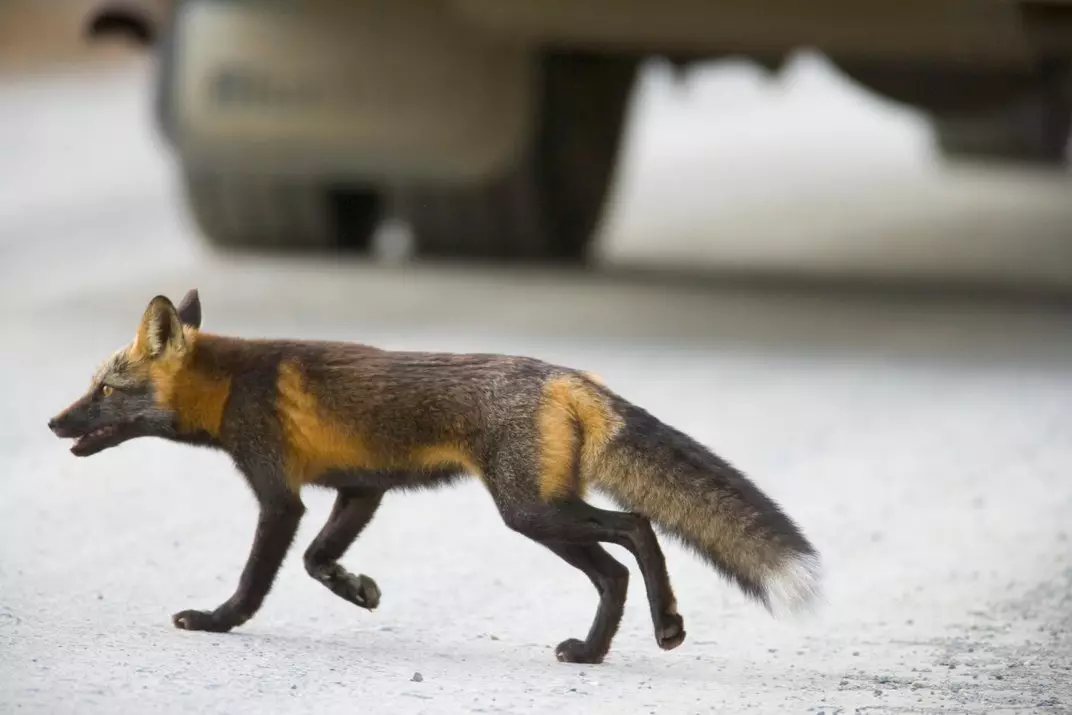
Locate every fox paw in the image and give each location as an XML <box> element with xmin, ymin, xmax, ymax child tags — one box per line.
<box><xmin>655</xmin><ymin>612</ymin><xmax>685</xmax><ymax>651</ymax></box>
<box><xmin>554</xmin><ymin>638</ymin><xmax>605</xmax><ymax>664</ymax></box>
<box><xmin>316</xmin><ymin>564</ymin><xmax>380</xmax><ymax>611</ymax></box>
<box><xmin>340</xmin><ymin>572</ymin><xmax>380</xmax><ymax>611</ymax></box>
<box><xmin>172</xmin><ymin>609</ymin><xmax>233</xmax><ymax>633</ymax></box>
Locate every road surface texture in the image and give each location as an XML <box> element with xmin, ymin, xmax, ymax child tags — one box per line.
<box><xmin>2</xmin><ymin>55</ymin><xmax>1072</xmax><ymax>715</ymax></box>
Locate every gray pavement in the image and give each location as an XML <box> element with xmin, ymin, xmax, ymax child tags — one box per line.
<box><xmin>1</xmin><ymin>57</ymin><xmax>1071</xmax><ymax>714</ymax></box>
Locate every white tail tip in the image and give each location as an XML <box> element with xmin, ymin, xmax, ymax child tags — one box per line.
<box><xmin>764</xmin><ymin>551</ymin><xmax>824</xmax><ymax>618</ymax></box>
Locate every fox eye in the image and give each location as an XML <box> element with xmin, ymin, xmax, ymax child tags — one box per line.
<box><xmin>101</xmin><ymin>385</ymin><xmax>114</xmax><ymax>397</ymax></box>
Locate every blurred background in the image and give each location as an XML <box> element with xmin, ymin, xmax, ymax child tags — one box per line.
<box><xmin>6</xmin><ymin>0</ymin><xmax>1072</xmax><ymax>288</ymax></box>
<box><xmin>2</xmin><ymin>2</ymin><xmax>1070</xmax><ymax>713</ymax></box>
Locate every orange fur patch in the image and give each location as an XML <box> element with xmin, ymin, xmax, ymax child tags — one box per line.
<box><xmin>536</xmin><ymin>375</ymin><xmax>622</xmax><ymax>501</ymax></box>
<box><xmin>277</xmin><ymin>361</ymin><xmax>371</xmax><ymax>488</ymax></box>
<box><xmin>153</xmin><ymin>363</ymin><xmax>232</xmax><ymax>437</ymax></box>
<box><xmin>276</xmin><ymin>361</ymin><xmax>480</xmax><ymax>489</ymax></box>
<box><xmin>147</xmin><ymin>331</ymin><xmax>231</xmax><ymax>438</ymax></box>
<box><xmin>412</xmin><ymin>443</ymin><xmax>481</xmax><ymax>477</ymax></box>
<box><xmin>537</xmin><ymin>381</ymin><xmax>579</xmax><ymax>501</ymax></box>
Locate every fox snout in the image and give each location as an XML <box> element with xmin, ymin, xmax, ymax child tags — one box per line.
<box><xmin>47</xmin><ymin>414</ymin><xmax>67</xmax><ymax>436</ymax></box>
<box><xmin>48</xmin><ymin>400</ymin><xmax>91</xmax><ymax>439</ymax></box>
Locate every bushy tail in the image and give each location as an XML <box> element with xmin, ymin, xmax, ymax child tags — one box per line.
<box><xmin>586</xmin><ymin>394</ymin><xmax>822</xmax><ymax>616</ymax></box>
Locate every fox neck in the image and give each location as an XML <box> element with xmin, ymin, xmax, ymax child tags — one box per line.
<box><xmin>153</xmin><ymin>332</ymin><xmax>234</xmax><ymax>445</ymax></box>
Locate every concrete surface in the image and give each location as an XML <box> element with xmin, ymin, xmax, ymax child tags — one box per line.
<box><xmin>1</xmin><ymin>56</ymin><xmax>1071</xmax><ymax>715</ymax></box>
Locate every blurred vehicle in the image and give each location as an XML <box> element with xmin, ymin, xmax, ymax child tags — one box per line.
<box><xmin>85</xmin><ymin>0</ymin><xmax>1072</xmax><ymax>263</ymax></box>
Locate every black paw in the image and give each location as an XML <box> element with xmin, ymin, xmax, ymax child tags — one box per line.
<box><xmin>172</xmin><ymin>609</ymin><xmax>233</xmax><ymax>633</ymax></box>
<box><xmin>656</xmin><ymin>612</ymin><xmax>685</xmax><ymax>651</ymax></box>
<box><xmin>318</xmin><ymin>564</ymin><xmax>381</xmax><ymax>611</ymax></box>
<box><xmin>342</xmin><ymin>572</ymin><xmax>380</xmax><ymax>611</ymax></box>
<box><xmin>554</xmin><ymin>638</ymin><xmax>605</xmax><ymax>664</ymax></box>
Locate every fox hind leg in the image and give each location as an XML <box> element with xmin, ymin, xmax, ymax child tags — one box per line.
<box><xmin>539</xmin><ymin>541</ymin><xmax>630</xmax><ymax>664</ymax></box>
<box><xmin>493</xmin><ymin>489</ymin><xmax>684</xmax><ymax>661</ymax></box>
<box><xmin>303</xmin><ymin>488</ymin><xmax>384</xmax><ymax>611</ymax></box>
<box><xmin>555</xmin><ymin>499</ymin><xmax>685</xmax><ymax>652</ymax></box>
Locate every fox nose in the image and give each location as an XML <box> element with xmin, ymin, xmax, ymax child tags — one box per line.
<box><xmin>48</xmin><ymin>416</ymin><xmax>66</xmax><ymax>435</ymax></box>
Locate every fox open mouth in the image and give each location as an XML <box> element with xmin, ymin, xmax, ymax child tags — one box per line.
<box><xmin>69</xmin><ymin>422</ymin><xmax>136</xmax><ymax>457</ymax></box>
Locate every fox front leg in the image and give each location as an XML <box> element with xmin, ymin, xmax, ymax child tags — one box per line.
<box><xmin>303</xmin><ymin>488</ymin><xmax>384</xmax><ymax>610</ymax></box>
<box><xmin>173</xmin><ymin>468</ymin><xmax>305</xmax><ymax>633</ymax></box>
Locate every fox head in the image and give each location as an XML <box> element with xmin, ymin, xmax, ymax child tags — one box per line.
<box><xmin>48</xmin><ymin>289</ymin><xmax>205</xmax><ymax>457</ymax></box>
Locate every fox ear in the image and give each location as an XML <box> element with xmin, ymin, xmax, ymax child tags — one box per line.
<box><xmin>134</xmin><ymin>295</ymin><xmax>185</xmax><ymax>358</ymax></box>
<box><xmin>176</xmin><ymin>288</ymin><xmax>202</xmax><ymax>329</ymax></box>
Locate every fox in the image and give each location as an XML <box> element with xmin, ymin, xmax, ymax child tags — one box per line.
<box><xmin>48</xmin><ymin>289</ymin><xmax>822</xmax><ymax>664</ymax></box>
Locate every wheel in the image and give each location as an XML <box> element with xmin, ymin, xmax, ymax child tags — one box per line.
<box><xmin>181</xmin><ymin>169</ymin><xmax>384</xmax><ymax>254</ymax></box>
<box><xmin>932</xmin><ymin>89</ymin><xmax>1071</xmax><ymax>165</ymax></box>
<box><xmin>395</xmin><ymin>50</ymin><xmax>640</xmax><ymax>264</ymax></box>
<box><xmin>832</xmin><ymin>59</ymin><xmax>1072</xmax><ymax>166</ymax></box>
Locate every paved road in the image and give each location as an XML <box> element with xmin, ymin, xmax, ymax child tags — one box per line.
<box><xmin>1</xmin><ymin>57</ymin><xmax>1071</xmax><ymax>714</ymax></box>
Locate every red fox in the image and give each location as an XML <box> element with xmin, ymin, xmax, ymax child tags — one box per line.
<box><xmin>48</xmin><ymin>290</ymin><xmax>821</xmax><ymax>663</ymax></box>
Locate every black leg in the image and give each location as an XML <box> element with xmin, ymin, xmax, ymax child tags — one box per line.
<box><xmin>496</xmin><ymin>493</ymin><xmax>684</xmax><ymax>660</ymax></box>
<box><xmin>540</xmin><ymin>541</ymin><xmax>629</xmax><ymax>664</ymax></box>
<box><xmin>557</xmin><ymin>499</ymin><xmax>685</xmax><ymax>652</ymax></box>
<box><xmin>303</xmin><ymin>488</ymin><xmax>384</xmax><ymax>611</ymax></box>
<box><xmin>173</xmin><ymin>480</ymin><xmax>305</xmax><ymax>633</ymax></box>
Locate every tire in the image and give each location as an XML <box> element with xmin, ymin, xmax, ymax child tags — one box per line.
<box><xmin>832</xmin><ymin>59</ymin><xmax>1072</xmax><ymax>165</ymax></box>
<box><xmin>932</xmin><ymin>91</ymin><xmax>1071</xmax><ymax>165</ymax></box>
<box><xmin>181</xmin><ymin>170</ymin><xmax>384</xmax><ymax>254</ymax></box>
<box><xmin>396</xmin><ymin>50</ymin><xmax>640</xmax><ymax>264</ymax></box>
